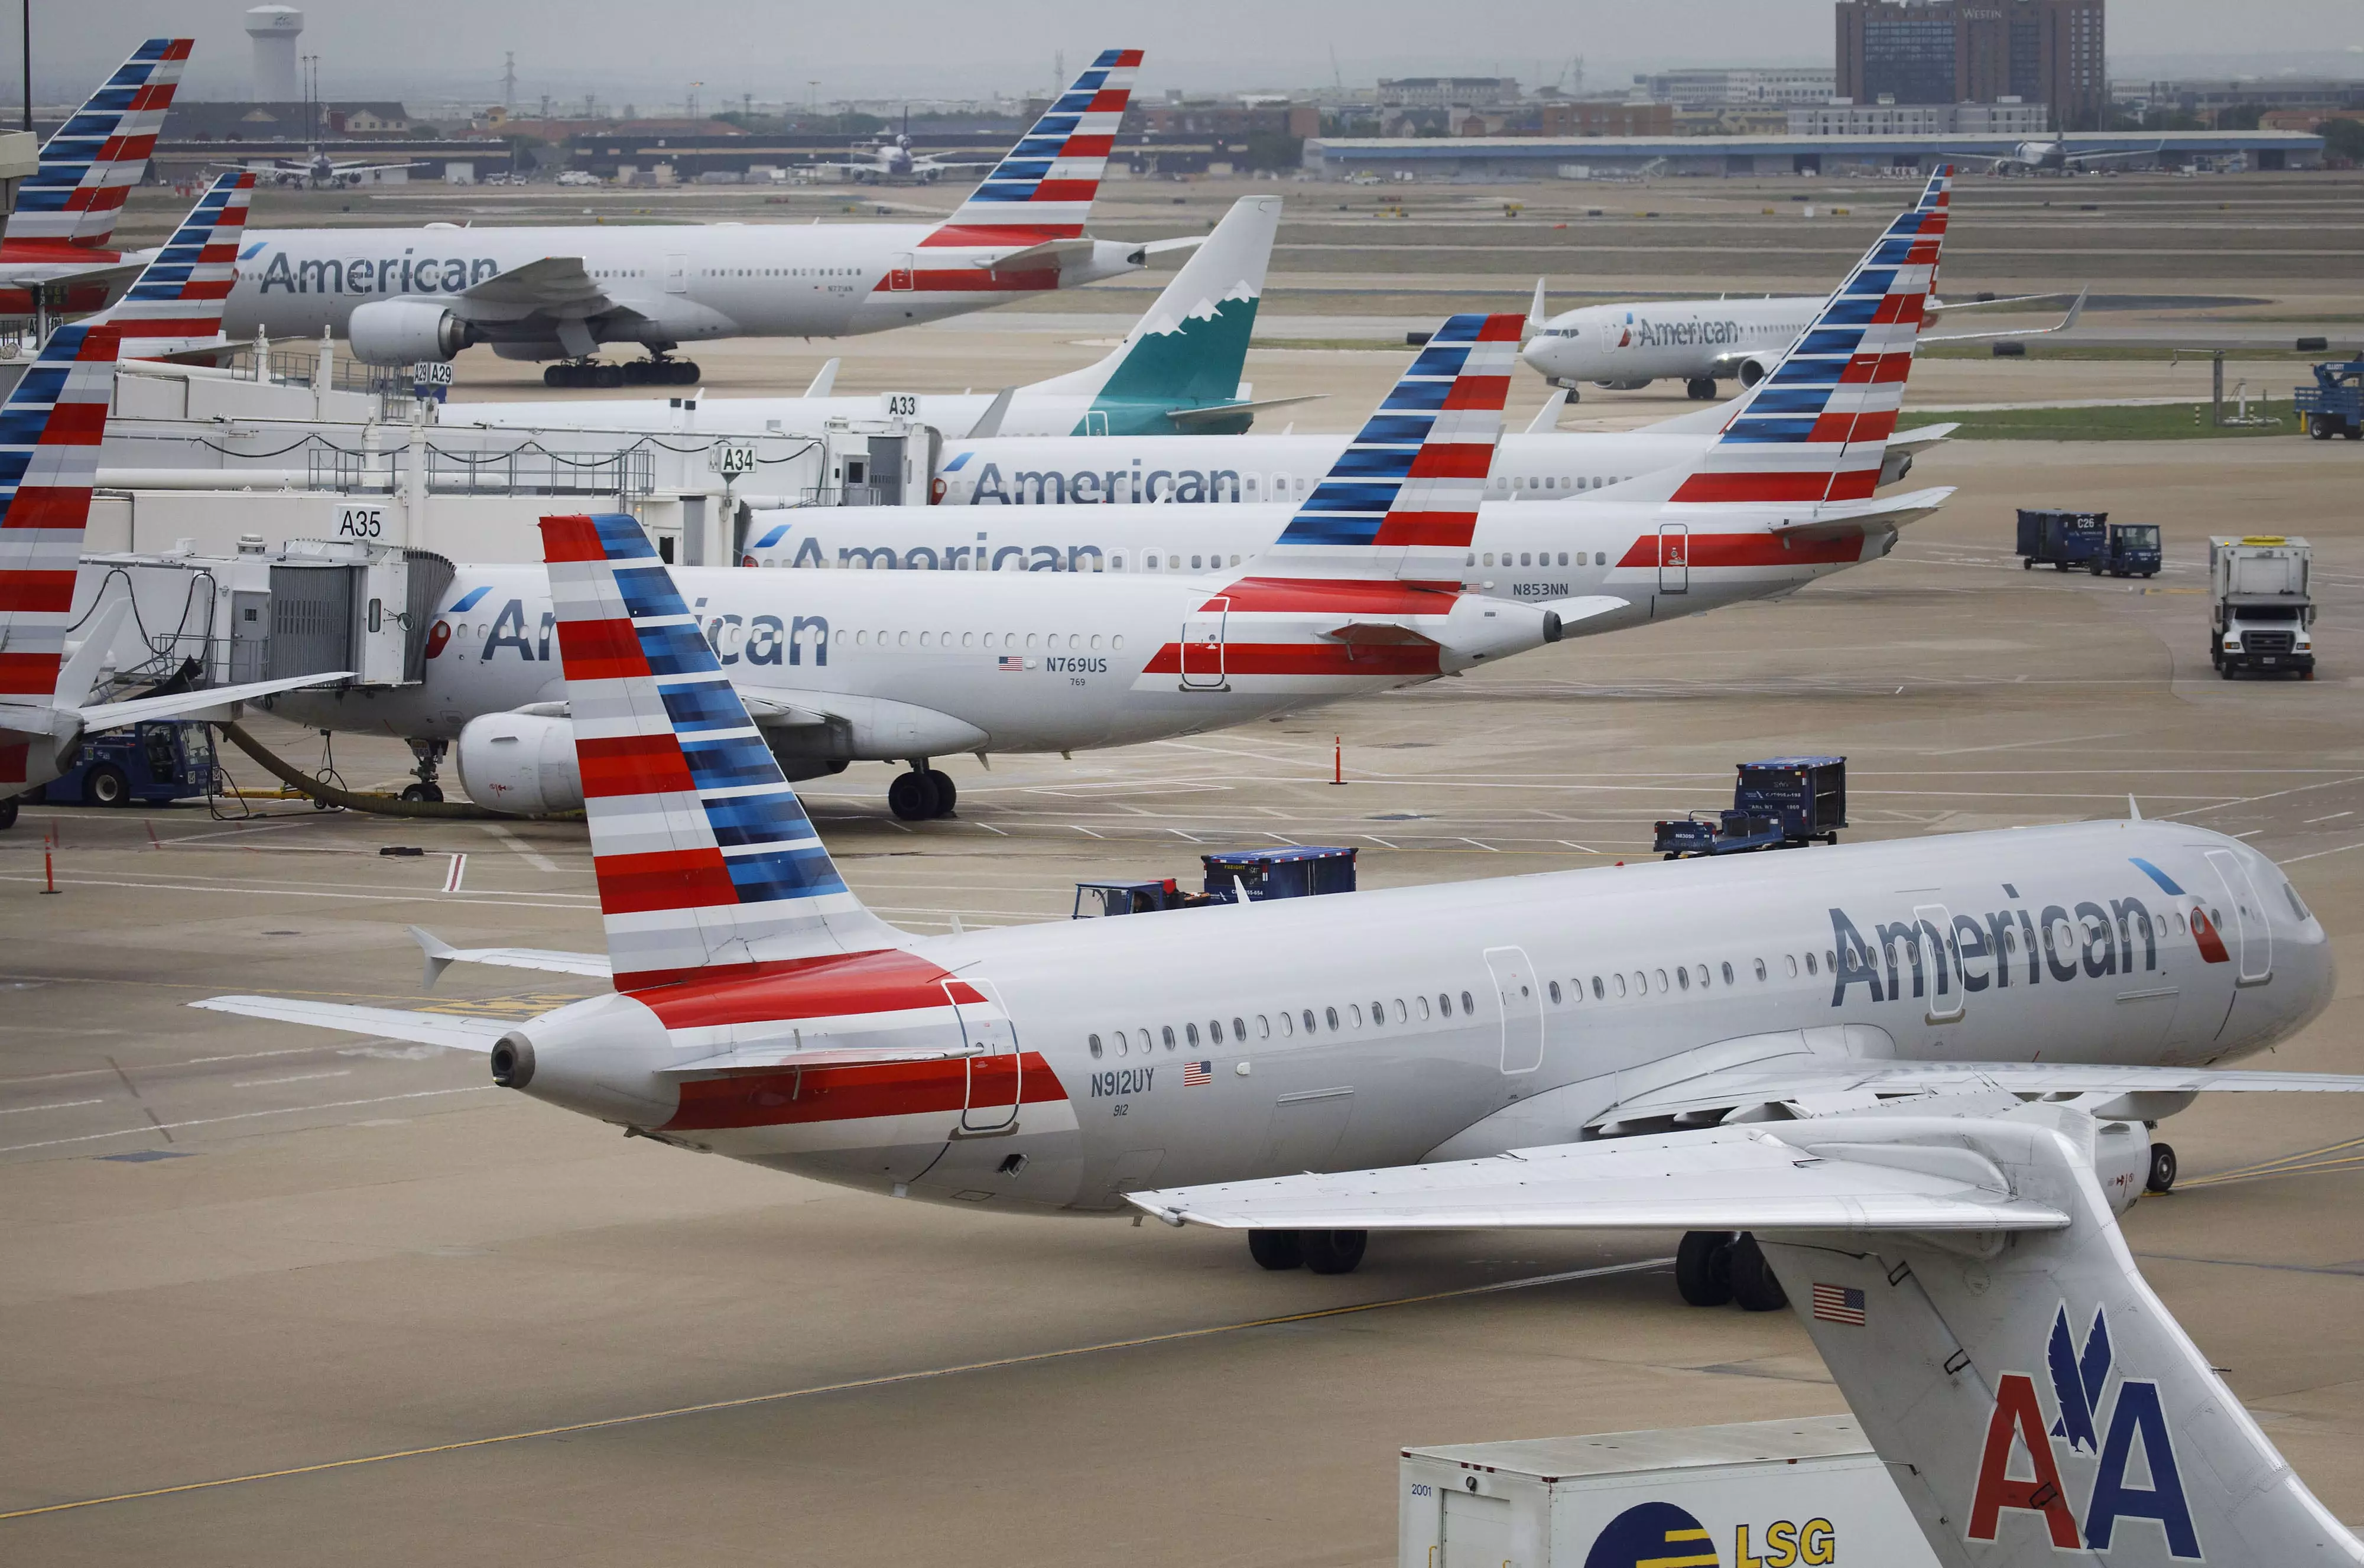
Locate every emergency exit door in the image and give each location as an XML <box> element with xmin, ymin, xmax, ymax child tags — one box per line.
<box><xmin>888</xmin><ymin>252</ymin><xmax>915</xmax><ymax>291</ymax></box>
<box><xmin>1657</xmin><ymin>523</ymin><xmax>1691</xmax><ymax>593</ymax></box>
<box><xmin>1180</xmin><ymin>596</ymin><xmax>1228</xmax><ymax>689</ymax></box>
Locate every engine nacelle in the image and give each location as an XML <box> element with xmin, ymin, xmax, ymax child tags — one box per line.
<box><xmin>455</xmin><ymin>712</ymin><xmax>582</xmax><ymax>817</ymax></box>
<box><xmin>348</xmin><ymin>299</ymin><xmax>470</xmax><ymax>366</ymax></box>
<box><xmin>2088</xmin><ymin>1117</ymin><xmax>2151</xmax><ymax>1216</ymax></box>
<box><xmin>1436</xmin><ymin>596</ymin><xmax>1561</xmax><ymax>670</ymax></box>
<box><xmin>1736</xmin><ymin>358</ymin><xmax>1771</xmax><ymax>388</ymax></box>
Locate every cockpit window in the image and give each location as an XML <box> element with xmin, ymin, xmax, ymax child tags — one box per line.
<box><xmin>2284</xmin><ymin>882</ymin><xmax>2313</xmax><ymax>921</ymax></box>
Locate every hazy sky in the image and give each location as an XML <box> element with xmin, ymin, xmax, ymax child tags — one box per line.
<box><xmin>29</xmin><ymin>1</ymin><xmax>2364</xmax><ymax>106</ymax></box>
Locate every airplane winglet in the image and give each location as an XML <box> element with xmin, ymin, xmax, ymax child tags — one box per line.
<box><xmin>410</xmin><ymin>925</ymin><xmax>461</xmax><ymax>991</ymax></box>
<box><xmin>803</xmin><ymin>358</ymin><xmax>840</xmax><ymax>398</ymax></box>
<box><xmin>1524</xmin><ymin>387</ymin><xmax>1569</xmax><ymax>434</ymax></box>
<box><xmin>966</xmin><ymin>387</ymin><xmax>1016</xmax><ymax>439</ymax></box>
<box><xmin>1526</xmin><ymin>278</ymin><xmax>1548</xmax><ymax>333</ymax></box>
<box><xmin>2129</xmin><ymin>793</ymin><xmax>2142</xmax><ymax>821</ymax></box>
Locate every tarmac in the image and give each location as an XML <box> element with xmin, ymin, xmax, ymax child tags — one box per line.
<box><xmin>4</xmin><ymin>170</ymin><xmax>2360</xmax><ymax>1564</ymax></box>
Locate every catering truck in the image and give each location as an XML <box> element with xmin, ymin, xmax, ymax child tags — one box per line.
<box><xmin>2210</xmin><ymin>534</ymin><xmax>2314</xmax><ymax>678</ymax></box>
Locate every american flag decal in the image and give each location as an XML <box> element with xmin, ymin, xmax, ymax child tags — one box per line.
<box><xmin>1181</xmin><ymin>1060</ymin><xmax>1212</xmax><ymax>1087</ymax></box>
<box><xmin>1812</xmin><ymin>1283</ymin><xmax>1867</xmax><ymax>1326</ymax></box>
<box><xmin>997</xmin><ymin>655</ymin><xmax>1025</xmax><ymax>671</ymax></box>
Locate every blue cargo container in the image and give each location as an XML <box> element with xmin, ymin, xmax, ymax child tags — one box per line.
<box><xmin>2016</xmin><ymin>508</ymin><xmax>2108</xmax><ymax>571</ymax></box>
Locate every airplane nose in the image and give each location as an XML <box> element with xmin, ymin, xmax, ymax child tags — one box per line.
<box><xmin>495</xmin><ymin>991</ymin><xmax>680</xmax><ymax>1129</ymax></box>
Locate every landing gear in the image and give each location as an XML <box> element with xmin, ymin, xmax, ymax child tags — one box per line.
<box><xmin>1248</xmin><ymin>1230</ymin><xmax>1304</xmax><ymax>1271</ymax></box>
<box><xmin>0</xmin><ymin>794</ymin><xmax>16</xmax><ymax>830</ymax></box>
<box><xmin>1675</xmin><ymin>1230</ymin><xmax>1737</xmax><ymax>1307</ymax></box>
<box><xmin>542</xmin><ymin>359</ymin><xmax>634</xmax><ymax>389</ymax></box>
<box><xmin>1684</xmin><ymin>376</ymin><xmax>1719</xmax><ymax>401</ymax></box>
<box><xmin>1729</xmin><ymin>1233</ymin><xmax>1788</xmax><ymax>1311</ymax></box>
<box><xmin>886</xmin><ymin>763</ymin><xmax>958</xmax><ymax>822</ymax></box>
<box><xmin>622</xmin><ymin>356</ymin><xmax>700</xmax><ymax>387</ymax></box>
<box><xmin>2147</xmin><ymin>1142</ymin><xmax>2178</xmax><ymax>1194</ymax></box>
<box><xmin>1298</xmin><ymin>1228</ymin><xmax>1368</xmax><ymax>1275</ymax></box>
<box><xmin>404</xmin><ymin>738</ymin><xmax>447</xmax><ymax>804</ymax></box>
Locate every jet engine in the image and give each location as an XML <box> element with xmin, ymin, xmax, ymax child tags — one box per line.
<box><xmin>1735</xmin><ymin>358</ymin><xmax>1771</xmax><ymax>388</ymax></box>
<box><xmin>454</xmin><ymin>712</ymin><xmax>582</xmax><ymax>817</ymax></box>
<box><xmin>348</xmin><ymin>299</ymin><xmax>472</xmax><ymax>366</ymax></box>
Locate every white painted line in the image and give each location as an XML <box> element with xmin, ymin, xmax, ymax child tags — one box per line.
<box><xmin>0</xmin><ymin>1086</ymin><xmax>498</xmax><ymax>1154</ymax></box>
<box><xmin>232</xmin><ymin>1071</ymin><xmax>353</xmax><ymax>1088</ymax></box>
<box><xmin>442</xmin><ymin>854</ymin><xmax>468</xmax><ymax>894</ymax></box>
<box><xmin>2304</xmin><ymin>812</ymin><xmax>2353</xmax><ymax>824</ymax></box>
<box><xmin>479</xmin><ymin>823</ymin><xmax>561</xmax><ymax>873</ymax></box>
<box><xmin>0</xmin><ymin>1098</ymin><xmax>104</xmax><ymax>1116</ymax></box>
<box><xmin>2279</xmin><ymin>840</ymin><xmax>2364</xmax><ymax>866</ymax></box>
<box><xmin>0</xmin><ymin>874</ymin><xmax>590</xmax><ymax>911</ymax></box>
<box><xmin>186</xmin><ymin>1046</ymin><xmax>329</xmax><ymax>1066</ymax></box>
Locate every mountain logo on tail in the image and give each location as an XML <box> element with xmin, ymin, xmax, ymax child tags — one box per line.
<box><xmin>1969</xmin><ymin>1303</ymin><xmax>2203</xmax><ymax>1559</ymax></box>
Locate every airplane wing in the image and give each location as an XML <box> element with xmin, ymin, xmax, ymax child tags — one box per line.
<box><xmin>1923</xmin><ymin>284</ymin><xmax>2086</xmax><ymax>346</ymax></box>
<box><xmin>410</xmin><ymin>927</ymin><xmax>609</xmax><ymax>989</ymax></box>
<box><xmin>74</xmin><ymin>670</ymin><xmax>356</xmax><ymax>733</ymax></box>
<box><xmin>1588</xmin><ymin>1058</ymin><xmax>2364</xmax><ymax>1133</ymax></box>
<box><xmin>447</xmin><ymin>256</ymin><xmax>616</xmax><ymax>322</ymax></box>
<box><xmin>1128</xmin><ymin>1121</ymin><xmax>2069</xmax><ymax>1234</ymax></box>
<box><xmin>1888</xmin><ymin>423</ymin><xmax>1957</xmax><ymax>453</ymax></box>
<box><xmin>1139</xmin><ymin>235</ymin><xmax>1208</xmax><ymax>258</ymax></box>
<box><xmin>191</xmin><ymin>995</ymin><xmax>512</xmax><ymax>1051</ymax></box>
<box><xmin>1162</xmin><ymin>393</ymin><xmax>1325</xmax><ymax>430</ymax></box>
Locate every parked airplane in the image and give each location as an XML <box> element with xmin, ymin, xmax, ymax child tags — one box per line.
<box><xmin>0</xmin><ymin>37</ymin><xmax>192</xmax><ymax>319</ymax></box>
<box><xmin>223</xmin><ymin>50</ymin><xmax>1177</xmax><ymax>385</ymax></box>
<box><xmin>265</xmin><ymin>315</ymin><xmax>1571</xmax><ymax>818</ymax></box>
<box><xmin>251</xmin><ymin>146</ymin><xmax>427</xmax><ymax>189</ymax></box>
<box><xmin>452</xmin><ymin>195</ymin><xmax>1285</xmax><ymax>436</ymax></box>
<box><xmin>1956</xmin><ymin>137</ymin><xmax>2168</xmax><ymax>174</ymax></box>
<box><xmin>737</xmin><ymin>171</ymin><xmax>1959</xmax><ymax>635</ymax></box>
<box><xmin>0</xmin><ymin>192</ymin><xmax>350</xmax><ymax>829</ymax></box>
<box><xmin>199</xmin><ymin>512</ymin><xmax>2353</xmax><ymax>1287</ymax></box>
<box><xmin>1522</xmin><ymin>268</ymin><xmax>2084</xmax><ymax>401</ymax></box>
<box><xmin>1149</xmin><ymin>1100</ymin><xmax>2364</xmax><ymax>1563</ymax></box>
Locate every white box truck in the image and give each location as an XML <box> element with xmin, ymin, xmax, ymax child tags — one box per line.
<box><xmin>2209</xmin><ymin>534</ymin><xmax>2314</xmax><ymax>679</ymax></box>
<box><xmin>1399</xmin><ymin>1414</ymin><xmax>1937</xmax><ymax>1568</ymax></box>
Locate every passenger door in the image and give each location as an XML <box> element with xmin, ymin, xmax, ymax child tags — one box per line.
<box><xmin>946</xmin><ymin>978</ymin><xmax>1022</xmax><ymax>1133</ymax></box>
<box><xmin>888</xmin><ymin>253</ymin><xmax>915</xmax><ymax>291</ymax></box>
<box><xmin>1179</xmin><ymin>596</ymin><xmax>1228</xmax><ymax>689</ymax></box>
<box><xmin>1657</xmin><ymin>522</ymin><xmax>1690</xmax><ymax>594</ymax></box>
<box><xmin>1485</xmin><ymin>946</ymin><xmax>1544</xmax><ymax>1073</ymax></box>
<box><xmin>2202</xmin><ymin>849</ymin><xmax>2272</xmax><ymax>986</ymax></box>
<box><xmin>1912</xmin><ymin>903</ymin><xmax>1964</xmax><ymax>1024</ymax></box>
<box><xmin>664</xmin><ymin>252</ymin><xmax>689</xmax><ymax>294</ymax></box>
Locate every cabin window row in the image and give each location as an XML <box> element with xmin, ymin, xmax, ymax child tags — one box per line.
<box><xmin>1087</xmin><ymin>989</ymin><xmax>1485</xmax><ymax>1059</ymax></box>
<box><xmin>1470</xmin><ymin>551</ymin><xmax>1606</xmax><ymax>569</ymax></box>
<box><xmin>828</xmin><ymin>628</ymin><xmax>1124</xmax><ymax>651</ymax></box>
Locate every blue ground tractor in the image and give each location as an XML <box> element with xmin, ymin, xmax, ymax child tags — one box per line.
<box><xmin>1074</xmin><ymin>845</ymin><xmax>1358</xmax><ymax>917</ymax></box>
<box><xmin>2016</xmin><ymin>508</ymin><xmax>2159</xmax><ymax>578</ymax></box>
<box><xmin>1653</xmin><ymin>757</ymin><xmax>1847</xmax><ymax>860</ymax></box>
<box><xmin>7</xmin><ymin>722</ymin><xmax>219</xmax><ymax>827</ymax></box>
<box><xmin>2295</xmin><ymin>355</ymin><xmax>2363</xmax><ymax>441</ymax></box>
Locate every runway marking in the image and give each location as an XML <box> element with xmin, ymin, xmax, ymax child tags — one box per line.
<box><xmin>0</xmin><ymin>1256</ymin><xmax>1671</xmax><ymax>1522</ymax></box>
<box><xmin>2279</xmin><ymin>840</ymin><xmax>2364</xmax><ymax>865</ymax></box>
<box><xmin>0</xmin><ymin>1086</ymin><xmax>496</xmax><ymax>1155</ymax></box>
<box><xmin>1923</xmin><ymin>731</ymin><xmax>2130</xmax><ymax>757</ymax></box>
<box><xmin>2304</xmin><ymin>813</ymin><xmax>2353</xmax><ymax>824</ymax></box>
<box><xmin>230</xmin><ymin>1071</ymin><xmax>352</xmax><ymax>1089</ymax></box>
<box><xmin>0</xmin><ymin>872</ymin><xmax>594</xmax><ymax>912</ymax></box>
<box><xmin>2177</xmin><ymin>1135</ymin><xmax>2364</xmax><ymax>1190</ymax></box>
<box><xmin>0</xmin><ymin>1098</ymin><xmax>103</xmax><ymax>1116</ymax></box>
<box><xmin>478</xmin><ymin>823</ymin><xmax>563</xmax><ymax>873</ymax></box>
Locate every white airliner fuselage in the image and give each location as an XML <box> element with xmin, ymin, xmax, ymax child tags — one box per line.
<box><xmin>1522</xmin><ymin>296</ymin><xmax>1818</xmax><ymax>394</ymax></box>
<box><xmin>505</xmin><ymin>820</ymin><xmax>2329</xmax><ymax>1215</ymax></box>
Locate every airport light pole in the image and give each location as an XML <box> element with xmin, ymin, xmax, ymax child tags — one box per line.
<box><xmin>20</xmin><ymin>0</ymin><xmax>30</xmax><ymax>133</ymax></box>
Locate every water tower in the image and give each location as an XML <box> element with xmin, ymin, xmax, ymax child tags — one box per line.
<box><xmin>245</xmin><ymin>6</ymin><xmax>304</xmax><ymax>102</ymax></box>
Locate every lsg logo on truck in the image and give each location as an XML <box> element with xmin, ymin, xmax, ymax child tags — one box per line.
<box><xmin>1581</xmin><ymin>1500</ymin><xmax>1834</xmax><ymax>1567</ymax></box>
<box><xmin>1969</xmin><ymin>1303</ymin><xmax>2202</xmax><ymax>1559</ymax></box>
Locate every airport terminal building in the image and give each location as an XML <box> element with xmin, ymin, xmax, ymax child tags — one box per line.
<box><xmin>1301</xmin><ymin>129</ymin><xmax>2325</xmax><ymax>180</ymax></box>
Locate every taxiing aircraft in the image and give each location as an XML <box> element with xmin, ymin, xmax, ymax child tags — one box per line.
<box><xmin>265</xmin><ymin>315</ymin><xmax>1569</xmax><ymax>817</ymax></box>
<box><xmin>739</xmin><ymin>170</ymin><xmax>1959</xmax><ymax>635</ymax></box>
<box><xmin>201</xmin><ymin>509</ymin><xmax>2355</xmax><ymax>1288</ymax></box>
<box><xmin>0</xmin><ymin>38</ymin><xmax>191</xmax><ymax>319</ymax></box>
<box><xmin>249</xmin><ymin>146</ymin><xmax>428</xmax><ymax>189</ymax></box>
<box><xmin>223</xmin><ymin>50</ymin><xmax>1178</xmax><ymax>384</ymax></box>
<box><xmin>453</xmin><ymin>195</ymin><xmax>1285</xmax><ymax>437</ymax></box>
<box><xmin>795</xmin><ymin>114</ymin><xmax>994</xmax><ymax>186</ymax></box>
<box><xmin>0</xmin><ymin>183</ymin><xmax>349</xmax><ymax>829</ymax></box>
<box><xmin>1954</xmin><ymin>137</ymin><xmax>2168</xmax><ymax>174</ymax></box>
<box><xmin>1522</xmin><ymin>265</ymin><xmax>2084</xmax><ymax>400</ymax></box>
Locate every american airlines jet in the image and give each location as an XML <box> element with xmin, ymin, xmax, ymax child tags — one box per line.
<box><xmin>0</xmin><ymin>38</ymin><xmax>191</xmax><ymax>318</ymax></box>
<box><xmin>223</xmin><ymin>51</ymin><xmax>1175</xmax><ymax>386</ymax></box>
<box><xmin>200</xmin><ymin>510</ymin><xmax>2356</xmax><ymax>1296</ymax></box>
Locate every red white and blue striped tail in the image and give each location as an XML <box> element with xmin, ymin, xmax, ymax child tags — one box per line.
<box><xmin>540</xmin><ymin>514</ymin><xmax>900</xmax><ymax>992</ymax></box>
<box><xmin>10</xmin><ymin>38</ymin><xmax>190</xmax><ymax>251</ymax></box>
<box><xmin>937</xmin><ymin>48</ymin><xmax>1140</xmax><ymax>242</ymax></box>
<box><xmin>1652</xmin><ymin>166</ymin><xmax>1951</xmax><ymax>510</ymax></box>
<box><xmin>92</xmin><ymin>171</ymin><xmax>252</xmax><ymax>358</ymax></box>
<box><xmin>0</xmin><ymin>322</ymin><xmax>124</xmax><ymax>728</ymax></box>
<box><xmin>1261</xmin><ymin>311</ymin><xmax>1521</xmax><ymax>586</ymax></box>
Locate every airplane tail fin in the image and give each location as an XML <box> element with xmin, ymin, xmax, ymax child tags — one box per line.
<box><xmin>11</xmin><ymin>38</ymin><xmax>190</xmax><ymax>250</ymax></box>
<box><xmin>1025</xmin><ymin>193</ymin><xmax>1278</xmax><ymax>415</ymax></box>
<box><xmin>1257</xmin><ymin>311</ymin><xmax>1521</xmax><ymax>586</ymax></box>
<box><xmin>90</xmin><ymin>171</ymin><xmax>252</xmax><ymax>358</ymax></box>
<box><xmin>0</xmin><ymin>321</ymin><xmax>122</xmax><ymax>783</ymax></box>
<box><xmin>936</xmin><ymin>48</ymin><xmax>1141</xmax><ymax>240</ymax></box>
<box><xmin>1620</xmin><ymin>166</ymin><xmax>1950</xmax><ymax>511</ymax></box>
<box><xmin>1756</xmin><ymin>1110</ymin><xmax>2364</xmax><ymax>1567</ymax></box>
<box><xmin>538</xmin><ymin>514</ymin><xmax>900</xmax><ymax>991</ymax></box>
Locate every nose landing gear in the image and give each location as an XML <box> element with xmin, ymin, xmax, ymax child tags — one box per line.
<box><xmin>886</xmin><ymin>762</ymin><xmax>959</xmax><ymax>822</ymax></box>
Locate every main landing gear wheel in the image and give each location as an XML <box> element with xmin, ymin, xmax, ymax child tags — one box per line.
<box><xmin>1675</xmin><ymin>1230</ymin><xmax>1738</xmax><ymax>1307</ymax></box>
<box><xmin>924</xmin><ymin>768</ymin><xmax>956</xmax><ymax>817</ymax></box>
<box><xmin>2147</xmin><ymin>1142</ymin><xmax>2178</xmax><ymax>1194</ymax></box>
<box><xmin>888</xmin><ymin>765</ymin><xmax>959</xmax><ymax>822</ymax></box>
<box><xmin>400</xmin><ymin>782</ymin><xmax>445</xmax><ymax>803</ymax></box>
<box><xmin>621</xmin><ymin>358</ymin><xmax>700</xmax><ymax>387</ymax></box>
<box><xmin>0</xmin><ymin>794</ymin><xmax>16</xmax><ymax>830</ymax></box>
<box><xmin>1729</xmin><ymin>1233</ymin><xmax>1788</xmax><ymax>1312</ymax></box>
<box><xmin>1298</xmin><ymin>1229</ymin><xmax>1368</xmax><ymax>1275</ymax></box>
<box><xmin>1248</xmin><ymin>1230</ymin><xmax>1304</xmax><ymax>1270</ymax></box>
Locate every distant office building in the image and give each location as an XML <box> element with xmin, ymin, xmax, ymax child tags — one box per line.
<box><xmin>1639</xmin><ymin>67</ymin><xmax>1838</xmax><ymax>108</ymax></box>
<box><xmin>163</xmin><ymin>100</ymin><xmax>414</xmax><ymax>141</ymax></box>
<box><xmin>1789</xmin><ymin>99</ymin><xmax>2050</xmax><ymax>135</ymax></box>
<box><xmin>1537</xmin><ymin>100</ymin><xmax>1674</xmax><ymax>137</ymax></box>
<box><xmin>2116</xmin><ymin>77</ymin><xmax>2364</xmax><ymax>121</ymax></box>
<box><xmin>1378</xmin><ymin>77</ymin><xmax>1521</xmax><ymax>108</ymax></box>
<box><xmin>1836</xmin><ymin>0</ymin><xmax>2106</xmax><ymax>130</ymax></box>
